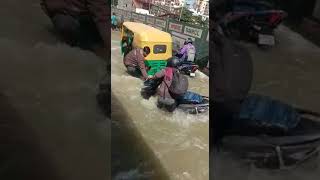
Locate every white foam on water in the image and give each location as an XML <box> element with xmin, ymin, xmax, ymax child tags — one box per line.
<box><xmin>140</xmin><ymin>98</ymin><xmax>157</xmax><ymax>110</ymax></box>
<box><xmin>133</xmin><ymin>92</ymin><xmax>209</xmax><ymax>128</ymax></box>
<box><xmin>173</xmin><ymin>172</ymin><xmax>194</xmax><ymax>180</ymax></box>
<box><xmin>129</xmin><ymin>95</ymin><xmax>139</xmax><ymax>101</ymax></box>
<box><xmin>195</xmin><ymin>70</ymin><xmax>209</xmax><ymax>80</ymax></box>
<box><xmin>191</xmin><ymin>137</ymin><xmax>209</xmax><ymax>151</ymax></box>
<box><xmin>167</xmin><ymin>110</ymin><xmax>209</xmax><ymax>128</ymax></box>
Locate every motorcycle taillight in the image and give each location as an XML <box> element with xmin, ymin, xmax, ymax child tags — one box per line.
<box><xmin>269</xmin><ymin>12</ymin><xmax>282</xmax><ymax>27</ymax></box>
<box><xmin>192</xmin><ymin>65</ymin><xmax>198</xmax><ymax>72</ymax></box>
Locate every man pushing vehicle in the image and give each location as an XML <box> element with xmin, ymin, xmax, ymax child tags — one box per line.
<box><xmin>40</xmin><ymin>0</ymin><xmax>108</xmax><ymax>50</ymax></box>
<box><xmin>123</xmin><ymin>47</ymin><xmax>151</xmax><ymax>80</ymax></box>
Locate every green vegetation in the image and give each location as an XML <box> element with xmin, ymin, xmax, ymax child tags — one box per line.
<box><xmin>179</xmin><ymin>8</ymin><xmax>208</xmax><ymax>28</ymax></box>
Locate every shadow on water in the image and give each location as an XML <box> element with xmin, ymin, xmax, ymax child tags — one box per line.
<box><xmin>0</xmin><ymin>92</ymin><xmax>59</xmax><ymax>179</ymax></box>
<box><xmin>111</xmin><ymin>92</ymin><xmax>170</xmax><ymax>180</ymax></box>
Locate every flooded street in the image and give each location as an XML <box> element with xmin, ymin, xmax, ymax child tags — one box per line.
<box><xmin>111</xmin><ymin>31</ymin><xmax>209</xmax><ymax>179</ymax></box>
<box><xmin>213</xmin><ymin>25</ymin><xmax>320</xmax><ymax>180</ymax></box>
<box><xmin>0</xmin><ymin>0</ymin><xmax>108</xmax><ymax>179</ymax></box>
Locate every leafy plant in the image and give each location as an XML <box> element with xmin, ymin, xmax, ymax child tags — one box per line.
<box><xmin>180</xmin><ymin>8</ymin><xmax>208</xmax><ymax>28</ymax></box>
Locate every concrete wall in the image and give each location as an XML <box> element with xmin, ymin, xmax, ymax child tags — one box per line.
<box><xmin>314</xmin><ymin>0</ymin><xmax>320</xmax><ymax>20</ymax></box>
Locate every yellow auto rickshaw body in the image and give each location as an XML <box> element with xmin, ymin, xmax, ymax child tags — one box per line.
<box><xmin>121</xmin><ymin>22</ymin><xmax>173</xmax><ymax>75</ymax></box>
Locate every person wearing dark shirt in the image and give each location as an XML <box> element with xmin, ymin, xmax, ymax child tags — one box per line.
<box><xmin>123</xmin><ymin>47</ymin><xmax>151</xmax><ymax>80</ymax></box>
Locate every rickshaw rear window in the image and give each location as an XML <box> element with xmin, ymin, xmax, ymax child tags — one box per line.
<box><xmin>153</xmin><ymin>45</ymin><xmax>167</xmax><ymax>54</ymax></box>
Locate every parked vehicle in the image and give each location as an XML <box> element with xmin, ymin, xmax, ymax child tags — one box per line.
<box><xmin>220</xmin><ymin>94</ymin><xmax>320</xmax><ymax>169</ymax></box>
<box><xmin>218</xmin><ymin>0</ymin><xmax>287</xmax><ymax>48</ymax></box>
<box><xmin>177</xmin><ymin>61</ymin><xmax>199</xmax><ymax>77</ymax></box>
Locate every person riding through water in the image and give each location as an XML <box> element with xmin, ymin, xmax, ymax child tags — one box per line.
<box><xmin>123</xmin><ymin>47</ymin><xmax>151</xmax><ymax>80</ymax></box>
<box><xmin>40</xmin><ymin>0</ymin><xmax>108</xmax><ymax>50</ymax></box>
<box><xmin>176</xmin><ymin>38</ymin><xmax>196</xmax><ymax>62</ymax></box>
<box><xmin>111</xmin><ymin>13</ymin><xmax>118</xmax><ymax>31</ymax></box>
<box><xmin>148</xmin><ymin>57</ymin><xmax>188</xmax><ymax>112</ymax></box>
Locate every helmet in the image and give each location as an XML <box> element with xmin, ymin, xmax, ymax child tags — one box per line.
<box><xmin>185</xmin><ymin>38</ymin><xmax>193</xmax><ymax>44</ymax></box>
<box><xmin>166</xmin><ymin>57</ymin><xmax>180</xmax><ymax>68</ymax></box>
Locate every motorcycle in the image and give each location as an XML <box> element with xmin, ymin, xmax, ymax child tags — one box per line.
<box><xmin>177</xmin><ymin>61</ymin><xmax>199</xmax><ymax>77</ymax></box>
<box><xmin>218</xmin><ymin>94</ymin><xmax>320</xmax><ymax>169</ymax></box>
<box><xmin>218</xmin><ymin>0</ymin><xmax>287</xmax><ymax>48</ymax></box>
<box><xmin>173</xmin><ymin>50</ymin><xmax>199</xmax><ymax>77</ymax></box>
<box><xmin>141</xmin><ymin>79</ymin><xmax>209</xmax><ymax>114</ymax></box>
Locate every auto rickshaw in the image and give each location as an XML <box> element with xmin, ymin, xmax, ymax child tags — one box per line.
<box><xmin>121</xmin><ymin>22</ymin><xmax>173</xmax><ymax>76</ymax></box>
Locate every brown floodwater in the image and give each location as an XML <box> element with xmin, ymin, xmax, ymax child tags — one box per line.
<box><xmin>111</xmin><ymin>31</ymin><xmax>209</xmax><ymax>180</ymax></box>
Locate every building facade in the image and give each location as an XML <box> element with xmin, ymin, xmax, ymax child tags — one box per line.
<box><xmin>153</xmin><ymin>0</ymin><xmax>196</xmax><ymax>7</ymax></box>
<box><xmin>117</xmin><ymin>0</ymin><xmax>136</xmax><ymax>11</ymax></box>
<box><xmin>203</xmin><ymin>0</ymin><xmax>209</xmax><ymax>16</ymax></box>
<box><xmin>179</xmin><ymin>0</ymin><xmax>196</xmax><ymax>8</ymax></box>
<box><xmin>195</xmin><ymin>0</ymin><xmax>209</xmax><ymax>16</ymax></box>
<box><xmin>154</xmin><ymin>0</ymin><xmax>179</xmax><ymax>6</ymax></box>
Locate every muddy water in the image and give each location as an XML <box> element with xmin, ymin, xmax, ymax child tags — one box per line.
<box><xmin>111</xmin><ymin>31</ymin><xmax>209</xmax><ymax>179</ymax></box>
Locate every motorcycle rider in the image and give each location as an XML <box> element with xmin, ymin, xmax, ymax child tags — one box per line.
<box><xmin>40</xmin><ymin>0</ymin><xmax>108</xmax><ymax>50</ymax></box>
<box><xmin>148</xmin><ymin>57</ymin><xmax>187</xmax><ymax>112</ymax></box>
<box><xmin>176</xmin><ymin>38</ymin><xmax>196</xmax><ymax>62</ymax></box>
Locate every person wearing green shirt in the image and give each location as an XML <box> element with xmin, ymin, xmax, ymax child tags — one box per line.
<box><xmin>111</xmin><ymin>13</ymin><xmax>117</xmax><ymax>30</ymax></box>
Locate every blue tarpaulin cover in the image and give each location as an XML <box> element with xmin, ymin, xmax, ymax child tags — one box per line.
<box><xmin>236</xmin><ymin>94</ymin><xmax>301</xmax><ymax>132</ymax></box>
<box><xmin>178</xmin><ymin>91</ymin><xmax>203</xmax><ymax>104</ymax></box>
